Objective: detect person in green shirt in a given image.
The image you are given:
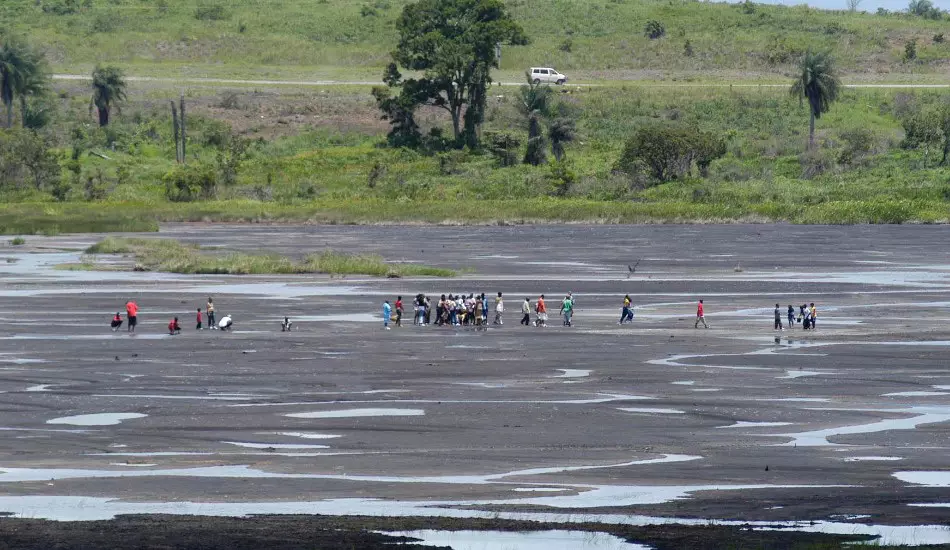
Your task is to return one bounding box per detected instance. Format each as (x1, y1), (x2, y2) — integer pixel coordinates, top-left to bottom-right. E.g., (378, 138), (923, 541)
(560, 294), (574, 327)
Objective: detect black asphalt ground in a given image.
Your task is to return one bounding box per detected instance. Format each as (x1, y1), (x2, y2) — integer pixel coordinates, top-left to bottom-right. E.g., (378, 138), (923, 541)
(0, 224), (949, 547)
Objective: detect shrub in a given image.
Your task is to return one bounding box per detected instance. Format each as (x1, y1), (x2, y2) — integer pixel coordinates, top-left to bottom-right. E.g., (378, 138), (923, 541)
(194, 4), (230, 21)
(218, 92), (241, 110)
(837, 127), (877, 164)
(683, 40), (694, 57)
(548, 160), (576, 197)
(799, 149), (836, 179)
(360, 5), (378, 17)
(644, 20), (665, 40)
(615, 125), (725, 184)
(935, 33), (945, 43)
(10, 237), (25, 246)
(559, 39), (573, 53)
(741, 0), (756, 14)
(904, 39), (918, 61)
(0, 130), (62, 192)
(485, 132), (521, 167)
(163, 164), (217, 202)
(41, 0), (84, 15)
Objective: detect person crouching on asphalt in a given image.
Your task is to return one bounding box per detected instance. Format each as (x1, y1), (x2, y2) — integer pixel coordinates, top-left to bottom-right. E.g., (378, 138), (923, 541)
(111, 312), (123, 332)
(281, 317), (293, 332)
(219, 314), (233, 332)
(521, 298), (531, 326)
(168, 317), (181, 335)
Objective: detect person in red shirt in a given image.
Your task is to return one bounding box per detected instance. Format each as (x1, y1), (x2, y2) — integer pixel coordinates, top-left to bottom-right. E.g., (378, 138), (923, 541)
(196, 308), (203, 330)
(695, 299), (708, 329)
(394, 296), (403, 327)
(110, 312), (123, 332)
(168, 316), (181, 335)
(125, 300), (138, 333)
(535, 294), (547, 327)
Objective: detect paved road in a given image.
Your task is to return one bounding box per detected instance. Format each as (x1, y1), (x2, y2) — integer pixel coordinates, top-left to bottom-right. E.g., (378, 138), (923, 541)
(52, 73), (950, 88)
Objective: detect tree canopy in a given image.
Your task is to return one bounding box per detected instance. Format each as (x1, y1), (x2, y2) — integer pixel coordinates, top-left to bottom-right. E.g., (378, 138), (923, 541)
(379, 0), (527, 148)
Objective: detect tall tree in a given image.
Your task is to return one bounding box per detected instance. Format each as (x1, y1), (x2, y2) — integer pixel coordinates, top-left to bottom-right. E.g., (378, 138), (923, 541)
(383, 0), (527, 147)
(790, 50), (841, 150)
(90, 65), (127, 127)
(0, 38), (45, 128)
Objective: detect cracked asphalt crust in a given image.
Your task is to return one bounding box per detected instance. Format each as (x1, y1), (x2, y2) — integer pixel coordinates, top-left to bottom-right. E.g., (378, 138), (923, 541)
(1, 224), (950, 547)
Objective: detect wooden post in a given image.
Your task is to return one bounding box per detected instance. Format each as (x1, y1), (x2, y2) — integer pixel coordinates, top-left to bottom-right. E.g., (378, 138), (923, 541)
(179, 92), (187, 164)
(170, 100), (181, 164)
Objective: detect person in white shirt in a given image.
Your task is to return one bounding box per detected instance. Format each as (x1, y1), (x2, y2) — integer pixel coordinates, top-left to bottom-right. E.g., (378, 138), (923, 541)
(219, 314), (233, 331)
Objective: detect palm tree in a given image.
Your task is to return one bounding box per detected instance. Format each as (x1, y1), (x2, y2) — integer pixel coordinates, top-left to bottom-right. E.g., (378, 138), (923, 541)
(0, 38), (44, 128)
(18, 62), (49, 128)
(518, 72), (554, 119)
(548, 118), (576, 162)
(790, 50), (841, 150)
(90, 65), (127, 127)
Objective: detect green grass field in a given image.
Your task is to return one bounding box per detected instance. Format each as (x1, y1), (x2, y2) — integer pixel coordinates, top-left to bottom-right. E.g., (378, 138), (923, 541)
(1, 0), (950, 228)
(4, 0), (950, 80)
(77, 236), (455, 276)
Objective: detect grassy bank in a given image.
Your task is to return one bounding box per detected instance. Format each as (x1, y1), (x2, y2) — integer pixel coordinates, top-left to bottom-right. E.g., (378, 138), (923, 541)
(4, 74), (950, 229)
(79, 237), (455, 277)
(6, 0), (950, 78)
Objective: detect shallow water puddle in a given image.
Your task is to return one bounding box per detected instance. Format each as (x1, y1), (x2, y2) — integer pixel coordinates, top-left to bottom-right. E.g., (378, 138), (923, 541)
(294, 313), (378, 323)
(24, 384), (54, 392)
(883, 391), (950, 397)
(284, 408), (425, 419)
(0, 495), (943, 545)
(893, 471), (950, 486)
(223, 442), (330, 450)
(554, 369), (591, 378)
(617, 407), (685, 415)
(270, 432), (342, 440)
(382, 529), (647, 550)
(92, 394), (256, 401)
(769, 406), (950, 446)
(839, 456), (903, 462)
(46, 413), (146, 426)
(778, 370), (832, 380)
(716, 422), (793, 429)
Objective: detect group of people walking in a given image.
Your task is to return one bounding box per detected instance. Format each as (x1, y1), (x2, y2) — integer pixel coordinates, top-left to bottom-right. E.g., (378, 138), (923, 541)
(382, 292), (577, 329)
(775, 303), (818, 331)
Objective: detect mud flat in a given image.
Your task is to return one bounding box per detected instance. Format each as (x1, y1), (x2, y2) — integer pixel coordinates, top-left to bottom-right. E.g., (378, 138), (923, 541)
(1, 224), (950, 548)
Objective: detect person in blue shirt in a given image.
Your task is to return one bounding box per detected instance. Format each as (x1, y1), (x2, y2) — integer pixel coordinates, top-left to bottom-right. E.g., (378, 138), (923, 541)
(383, 300), (392, 330)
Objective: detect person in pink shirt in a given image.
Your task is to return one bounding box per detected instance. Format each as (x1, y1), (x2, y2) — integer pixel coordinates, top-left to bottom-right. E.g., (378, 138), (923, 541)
(694, 299), (708, 329)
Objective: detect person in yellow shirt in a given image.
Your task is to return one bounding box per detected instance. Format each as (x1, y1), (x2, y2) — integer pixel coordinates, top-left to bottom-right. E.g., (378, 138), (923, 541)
(810, 303), (817, 330)
(620, 295), (633, 324)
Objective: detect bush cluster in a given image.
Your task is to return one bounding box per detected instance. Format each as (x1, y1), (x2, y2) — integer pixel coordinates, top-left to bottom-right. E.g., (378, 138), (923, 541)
(614, 125), (726, 185)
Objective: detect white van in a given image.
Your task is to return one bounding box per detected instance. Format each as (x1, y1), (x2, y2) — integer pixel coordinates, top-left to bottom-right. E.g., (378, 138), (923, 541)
(529, 67), (568, 85)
